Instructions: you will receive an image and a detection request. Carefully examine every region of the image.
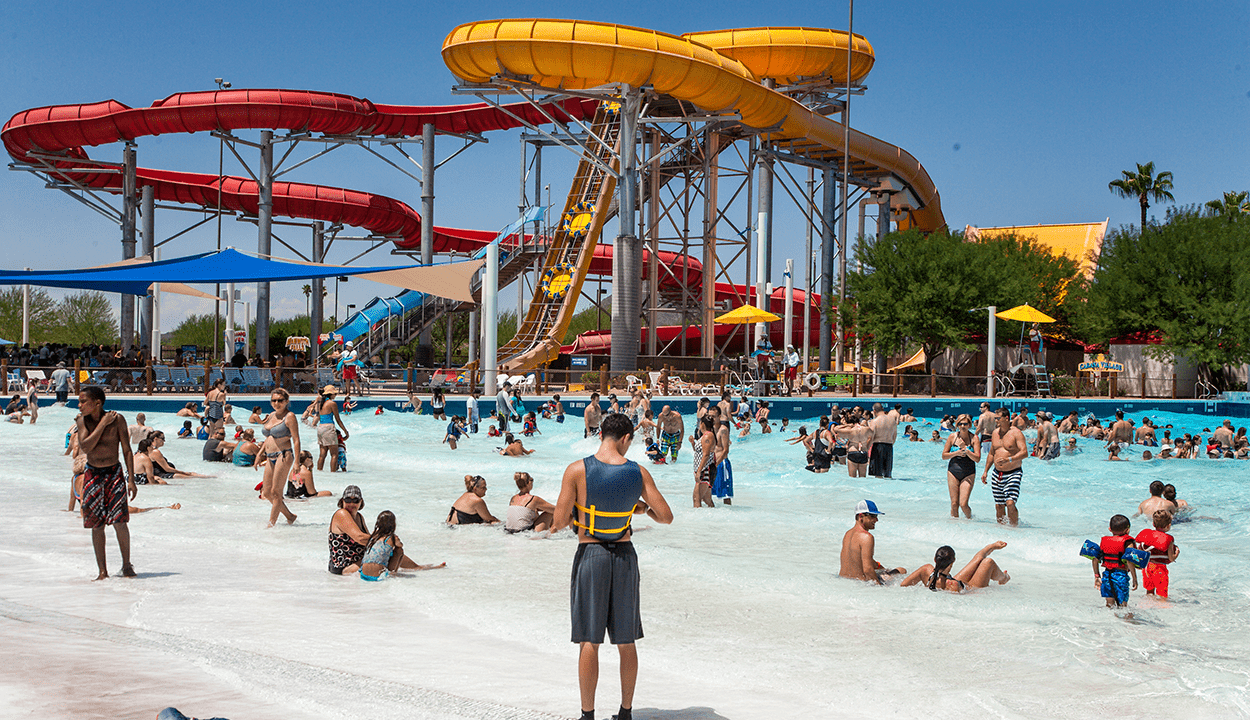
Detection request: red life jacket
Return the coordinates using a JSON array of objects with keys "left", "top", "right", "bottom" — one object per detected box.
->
[
  {"left": 1100, "top": 535, "right": 1133, "bottom": 570},
  {"left": 1135, "top": 528, "right": 1173, "bottom": 564}
]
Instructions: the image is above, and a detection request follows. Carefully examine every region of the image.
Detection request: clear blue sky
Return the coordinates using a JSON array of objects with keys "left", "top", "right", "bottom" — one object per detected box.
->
[{"left": 1, "top": 0, "right": 1246, "bottom": 331}]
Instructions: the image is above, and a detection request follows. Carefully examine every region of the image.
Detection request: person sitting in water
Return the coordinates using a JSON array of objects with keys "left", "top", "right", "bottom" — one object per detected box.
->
[
  {"left": 447, "top": 475, "right": 500, "bottom": 525},
  {"left": 286, "top": 450, "right": 332, "bottom": 499},
  {"left": 177, "top": 421, "right": 194, "bottom": 439},
  {"left": 176, "top": 402, "right": 201, "bottom": 418},
  {"left": 202, "top": 428, "right": 237, "bottom": 463},
  {"left": 147, "top": 432, "right": 213, "bottom": 478},
  {"left": 645, "top": 437, "right": 666, "bottom": 464},
  {"left": 839, "top": 500, "right": 906, "bottom": 584},
  {"left": 221, "top": 404, "right": 235, "bottom": 425},
  {"left": 328, "top": 485, "right": 369, "bottom": 575},
  {"left": 359, "top": 510, "right": 446, "bottom": 581},
  {"left": 930, "top": 430, "right": 942, "bottom": 442},
  {"left": 522, "top": 412, "right": 540, "bottom": 437},
  {"left": 487, "top": 424, "right": 501, "bottom": 437},
  {"left": 500, "top": 433, "right": 534, "bottom": 456},
  {"left": 341, "top": 394, "right": 358, "bottom": 414},
  {"left": 1108, "top": 444, "right": 1124, "bottom": 461},
  {"left": 132, "top": 438, "right": 169, "bottom": 485},
  {"left": 374, "top": 405, "right": 385, "bottom": 416},
  {"left": 249, "top": 406, "right": 268, "bottom": 424},
  {"left": 1065, "top": 437, "right": 1081, "bottom": 454},
  {"left": 232, "top": 429, "right": 261, "bottom": 467},
  {"left": 504, "top": 471, "right": 555, "bottom": 533},
  {"left": 901, "top": 541, "right": 1011, "bottom": 592},
  {"left": 443, "top": 415, "right": 467, "bottom": 450}
]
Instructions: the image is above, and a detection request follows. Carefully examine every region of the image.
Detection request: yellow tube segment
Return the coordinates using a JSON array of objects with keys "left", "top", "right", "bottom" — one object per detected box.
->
[
  {"left": 443, "top": 19, "right": 944, "bottom": 231},
  {"left": 681, "top": 27, "right": 875, "bottom": 85}
]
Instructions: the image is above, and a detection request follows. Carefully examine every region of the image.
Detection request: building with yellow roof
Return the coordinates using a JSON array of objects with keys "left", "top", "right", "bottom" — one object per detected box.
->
[{"left": 964, "top": 220, "right": 1109, "bottom": 279}]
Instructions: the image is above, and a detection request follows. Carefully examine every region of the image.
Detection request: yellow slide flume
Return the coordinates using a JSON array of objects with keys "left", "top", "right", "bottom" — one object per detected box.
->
[{"left": 443, "top": 19, "right": 945, "bottom": 232}]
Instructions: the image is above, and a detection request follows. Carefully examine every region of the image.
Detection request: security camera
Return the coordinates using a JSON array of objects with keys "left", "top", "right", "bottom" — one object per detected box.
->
[
  {"left": 214, "top": 78, "right": 222, "bottom": 84},
  {"left": 223, "top": 82, "right": 231, "bottom": 88}
]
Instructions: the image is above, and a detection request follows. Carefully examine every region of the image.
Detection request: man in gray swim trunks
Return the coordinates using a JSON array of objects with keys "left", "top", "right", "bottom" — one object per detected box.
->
[{"left": 555, "top": 413, "right": 673, "bottom": 720}]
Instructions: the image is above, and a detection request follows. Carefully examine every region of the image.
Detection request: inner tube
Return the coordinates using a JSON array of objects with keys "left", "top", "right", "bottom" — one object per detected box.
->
[
  {"left": 541, "top": 262, "right": 575, "bottom": 300},
  {"left": 803, "top": 373, "right": 821, "bottom": 391}
]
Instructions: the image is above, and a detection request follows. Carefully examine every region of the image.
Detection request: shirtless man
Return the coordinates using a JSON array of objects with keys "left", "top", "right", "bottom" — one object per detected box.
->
[
  {"left": 867, "top": 403, "right": 898, "bottom": 478},
  {"left": 1136, "top": 480, "right": 1174, "bottom": 518},
  {"left": 656, "top": 405, "right": 684, "bottom": 464},
  {"left": 75, "top": 386, "right": 138, "bottom": 580},
  {"left": 128, "top": 413, "right": 151, "bottom": 445},
  {"left": 1108, "top": 410, "right": 1134, "bottom": 447},
  {"left": 839, "top": 500, "right": 905, "bottom": 584},
  {"left": 717, "top": 392, "right": 733, "bottom": 428},
  {"left": 756, "top": 401, "right": 771, "bottom": 433},
  {"left": 1032, "top": 411, "right": 1059, "bottom": 460},
  {"left": 1057, "top": 411, "right": 1080, "bottom": 434},
  {"left": 841, "top": 417, "right": 873, "bottom": 478},
  {"left": 551, "top": 394, "right": 566, "bottom": 424},
  {"left": 713, "top": 405, "right": 734, "bottom": 506},
  {"left": 975, "top": 403, "right": 996, "bottom": 448},
  {"left": 981, "top": 408, "right": 1027, "bottom": 527},
  {"left": 1135, "top": 418, "right": 1158, "bottom": 446},
  {"left": 1013, "top": 408, "right": 1031, "bottom": 431},
  {"left": 583, "top": 392, "right": 603, "bottom": 439},
  {"left": 1211, "top": 420, "right": 1235, "bottom": 451}
]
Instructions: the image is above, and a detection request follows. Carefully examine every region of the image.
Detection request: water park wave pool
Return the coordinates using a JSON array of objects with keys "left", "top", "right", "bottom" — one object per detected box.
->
[{"left": 2, "top": 405, "right": 1248, "bottom": 719}]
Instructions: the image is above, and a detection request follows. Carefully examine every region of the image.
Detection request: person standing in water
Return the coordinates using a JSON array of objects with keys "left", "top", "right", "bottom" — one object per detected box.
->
[
  {"left": 75, "top": 386, "right": 138, "bottom": 580},
  {"left": 942, "top": 414, "right": 981, "bottom": 519},
  {"left": 554, "top": 413, "right": 673, "bottom": 720},
  {"left": 259, "top": 388, "right": 300, "bottom": 527},
  {"left": 981, "top": 408, "right": 1027, "bottom": 527},
  {"left": 867, "top": 402, "right": 898, "bottom": 478},
  {"left": 583, "top": 392, "right": 602, "bottom": 438}
]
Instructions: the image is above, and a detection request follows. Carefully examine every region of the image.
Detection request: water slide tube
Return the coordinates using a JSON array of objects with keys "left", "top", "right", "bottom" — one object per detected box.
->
[
  {"left": 442, "top": 20, "right": 945, "bottom": 233},
  {"left": 2, "top": 91, "right": 598, "bottom": 250}
]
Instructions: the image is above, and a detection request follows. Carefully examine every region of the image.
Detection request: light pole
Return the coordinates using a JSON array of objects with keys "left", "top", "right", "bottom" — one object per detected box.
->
[
  {"left": 213, "top": 77, "right": 231, "bottom": 362},
  {"left": 334, "top": 276, "right": 349, "bottom": 326}
]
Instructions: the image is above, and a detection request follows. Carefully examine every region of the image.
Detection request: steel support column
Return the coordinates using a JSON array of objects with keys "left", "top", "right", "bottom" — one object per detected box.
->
[
  {"left": 483, "top": 242, "right": 499, "bottom": 396},
  {"left": 311, "top": 221, "right": 325, "bottom": 360},
  {"left": 255, "top": 130, "right": 274, "bottom": 361},
  {"left": 755, "top": 136, "right": 773, "bottom": 349},
  {"left": 419, "top": 123, "right": 435, "bottom": 349},
  {"left": 647, "top": 130, "right": 660, "bottom": 357},
  {"left": 802, "top": 167, "right": 814, "bottom": 370},
  {"left": 139, "top": 185, "right": 155, "bottom": 355},
  {"left": 120, "top": 144, "right": 137, "bottom": 349},
  {"left": 818, "top": 167, "right": 835, "bottom": 370},
  {"left": 610, "top": 89, "right": 641, "bottom": 374}
]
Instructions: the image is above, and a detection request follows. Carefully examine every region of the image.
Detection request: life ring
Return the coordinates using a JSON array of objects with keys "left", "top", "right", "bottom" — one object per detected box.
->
[
  {"left": 541, "top": 263, "right": 575, "bottom": 300},
  {"left": 803, "top": 373, "right": 821, "bottom": 391},
  {"left": 560, "top": 201, "right": 596, "bottom": 239}
]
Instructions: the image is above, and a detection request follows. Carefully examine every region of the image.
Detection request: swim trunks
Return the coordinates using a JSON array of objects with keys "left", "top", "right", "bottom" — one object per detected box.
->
[
  {"left": 1100, "top": 567, "right": 1131, "bottom": 605},
  {"left": 990, "top": 466, "right": 1023, "bottom": 505},
  {"left": 868, "top": 442, "right": 894, "bottom": 478},
  {"left": 659, "top": 430, "right": 681, "bottom": 462},
  {"left": 81, "top": 463, "right": 129, "bottom": 529},
  {"left": 847, "top": 450, "right": 868, "bottom": 464},
  {"left": 342, "top": 365, "right": 358, "bottom": 380},
  {"left": 317, "top": 423, "right": 339, "bottom": 447},
  {"left": 1143, "top": 562, "right": 1169, "bottom": 598},
  {"left": 712, "top": 458, "right": 733, "bottom": 499},
  {"left": 1042, "top": 442, "right": 1060, "bottom": 460},
  {"left": 570, "top": 541, "right": 643, "bottom": 645}
]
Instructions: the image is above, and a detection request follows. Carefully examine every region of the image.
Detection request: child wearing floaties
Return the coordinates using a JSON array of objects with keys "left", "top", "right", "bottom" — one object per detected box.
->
[
  {"left": 178, "top": 420, "right": 194, "bottom": 438},
  {"left": 1135, "top": 510, "right": 1179, "bottom": 598},
  {"left": 1086, "top": 514, "right": 1144, "bottom": 608},
  {"left": 487, "top": 424, "right": 501, "bottom": 438},
  {"left": 336, "top": 431, "right": 348, "bottom": 471},
  {"left": 522, "top": 412, "right": 540, "bottom": 437}
]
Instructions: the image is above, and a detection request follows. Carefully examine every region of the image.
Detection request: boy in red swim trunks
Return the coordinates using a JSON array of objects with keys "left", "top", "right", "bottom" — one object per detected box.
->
[{"left": 1135, "top": 509, "right": 1179, "bottom": 598}]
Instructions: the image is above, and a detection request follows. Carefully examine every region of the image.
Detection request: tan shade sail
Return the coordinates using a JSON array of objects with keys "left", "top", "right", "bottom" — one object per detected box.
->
[{"left": 887, "top": 348, "right": 926, "bottom": 373}]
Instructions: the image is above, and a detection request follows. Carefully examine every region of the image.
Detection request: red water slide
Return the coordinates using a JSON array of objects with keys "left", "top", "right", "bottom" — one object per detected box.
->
[{"left": 2, "top": 90, "right": 597, "bottom": 250}]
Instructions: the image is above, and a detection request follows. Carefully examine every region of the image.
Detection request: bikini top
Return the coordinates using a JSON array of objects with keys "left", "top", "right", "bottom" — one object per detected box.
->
[
  {"left": 263, "top": 420, "right": 292, "bottom": 438},
  {"left": 930, "top": 572, "right": 967, "bottom": 592}
]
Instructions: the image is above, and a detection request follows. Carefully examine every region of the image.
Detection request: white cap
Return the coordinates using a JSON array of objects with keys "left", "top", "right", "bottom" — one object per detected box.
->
[
  {"left": 345, "top": 341, "right": 354, "bottom": 348},
  {"left": 855, "top": 499, "right": 884, "bottom": 516}
]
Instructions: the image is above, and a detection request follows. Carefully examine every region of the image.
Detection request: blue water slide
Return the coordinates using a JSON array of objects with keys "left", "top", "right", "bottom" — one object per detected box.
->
[{"left": 327, "top": 206, "right": 548, "bottom": 344}]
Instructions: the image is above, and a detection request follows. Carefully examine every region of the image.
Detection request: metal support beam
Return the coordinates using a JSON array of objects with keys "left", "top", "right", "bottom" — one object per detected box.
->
[
  {"left": 119, "top": 144, "right": 137, "bottom": 350},
  {"left": 755, "top": 135, "right": 773, "bottom": 349},
  {"left": 139, "top": 185, "right": 155, "bottom": 355},
  {"left": 255, "top": 130, "right": 273, "bottom": 362},
  {"left": 483, "top": 242, "right": 499, "bottom": 397},
  {"left": 818, "top": 167, "right": 836, "bottom": 370},
  {"left": 802, "top": 167, "right": 815, "bottom": 371},
  {"left": 311, "top": 222, "right": 325, "bottom": 357},
  {"left": 610, "top": 88, "right": 641, "bottom": 374},
  {"left": 419, "top": 123, "right": 435, "bottom": 349},
  {"left": 647, "top": 129, "right": 660, "bottom": 357},
  {"left": 701, "top": 129, "right": 720, "bottom": 359}
]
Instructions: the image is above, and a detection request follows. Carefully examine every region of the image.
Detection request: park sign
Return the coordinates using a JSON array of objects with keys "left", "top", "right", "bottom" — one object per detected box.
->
[{"left": 1079, "top": 354, "right": 1124, "bottom": 373}]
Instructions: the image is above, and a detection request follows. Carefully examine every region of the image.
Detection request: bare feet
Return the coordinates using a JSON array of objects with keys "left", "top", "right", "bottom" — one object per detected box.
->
[
  {"left": 121, "top": 564, "right": 137, "bottom": 578},
  {"left": 93, "top": 571, "right": 108, "bottom": 581},
  {"left": 286, "top": 514, "right": 297, "bottom": 525},
  {"left": 724, "top": 498, "right": 732, "bottom": 505},
  {"left": 990, "top": 540, "right": 1008, "bottom": 550},
  {"left": 999, "top": 572, "right": 1011, "bottom": 585},
  {"left": 169, "top": 503, "right": 182, "bottom": 510}
]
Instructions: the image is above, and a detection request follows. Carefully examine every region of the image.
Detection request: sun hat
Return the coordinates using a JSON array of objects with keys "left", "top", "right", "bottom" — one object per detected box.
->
[
  {"left": 855, "top": 499, "right": 884, "bottom": 516},
  {"left": 322, "top": 384, "right": 339, "bottom": 394}
]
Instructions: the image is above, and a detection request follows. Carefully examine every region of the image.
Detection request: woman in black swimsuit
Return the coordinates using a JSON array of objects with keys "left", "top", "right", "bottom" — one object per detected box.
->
[
  {"left": 901, "top": 541, "right": 1011, "bottom": 592},
  {"left": 447, "top": 475, "right": 499, "bottom": 525},
  {"left": 942, "top": 413, "right": 982, "bottom": 519}
]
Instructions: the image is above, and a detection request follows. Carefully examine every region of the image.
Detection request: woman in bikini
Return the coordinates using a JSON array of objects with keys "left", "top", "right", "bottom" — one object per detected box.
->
[
  {"left": 258, "top": 387, "right": 299, "bottom": 527},
  {"left": 942, "top": 413, "right": 982, "bottom": 519},
  {"left": 147, "top": 432, "right": 213, "bottom": 479},
  {"left": 504, "top": 471, "right": 555, "bottom": 533},
  {"left": 901, "top": 541, "right": 1011, "bottom": 592},
  {"left": 447, "top": 475, "right": 499, "bottom": 525}
]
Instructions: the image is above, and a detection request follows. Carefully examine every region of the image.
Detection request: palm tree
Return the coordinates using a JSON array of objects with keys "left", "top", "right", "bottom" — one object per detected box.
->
[
  {"left": 1108, "top": 161, "right": 1175, "bottom": 229},
  {"left": 302, "top": 284, "right": 312, "bottom": 315},
  {"left": 1205, "top": 190, "right": 1249, "bottom": 218}
]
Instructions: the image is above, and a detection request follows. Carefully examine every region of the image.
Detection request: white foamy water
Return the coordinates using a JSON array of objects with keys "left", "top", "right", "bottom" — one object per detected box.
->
[{"left": 2, "top": 405, "right": 1248, "bottom": 719}]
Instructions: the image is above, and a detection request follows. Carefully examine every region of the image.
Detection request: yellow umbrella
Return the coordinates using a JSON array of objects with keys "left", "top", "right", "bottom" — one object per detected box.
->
[
  {"left": 995, "top": 304, "right": 1056, "bottom": 323},
  {"left": 714, "top": 305, "right": 781, "bottom": 324}
]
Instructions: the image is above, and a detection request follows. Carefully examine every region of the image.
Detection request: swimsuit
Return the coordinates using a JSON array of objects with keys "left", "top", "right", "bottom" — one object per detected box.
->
[
  {"left": 990, "top": 466, "right": 1022, "bottom": 505},
  {"left": 447, "top": 507, "right": 485, "bottom": 525},
  {"left": 285, "top": 480, "right": 312, "bottom": 499},
  {"left": 846, "top": 448, "right": 869, "bottom": 464},
  {"left": 265, "top": 449, "right": 293, "bottom": 466},
  {"left": 133, "top": 472, "right": 150, "bottom": 485},
  {"left": 868, "top": 442, "right": 894, "bottom": 478},
  {"left": 81, "top": 463, "right": 128, "bottom": 529},
  {"left": 659, "top": 430, "right": 681, "bottom": 462},
  {"left": 232, "top": 447, "right": 257, "bottom": 466},
  {"left": 206, "top": 400, "right": 224, "bottom": 421},
  {"left": 948, "top": 455, "right": 977, "bottom": 481},
  {"left": 505, "top": 495, "right": 540, "bottom": 533},
  {"left": 929, "top": 571, "right": 967, "bottom": 592},
  {"left": 328, "top": 523, "right": 366, "bottom": 574}
]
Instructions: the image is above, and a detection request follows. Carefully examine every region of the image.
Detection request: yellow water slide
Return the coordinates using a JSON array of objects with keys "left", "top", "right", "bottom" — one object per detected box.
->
[{"left": 443, "top": 19, "right": 946, "bottom": 232}]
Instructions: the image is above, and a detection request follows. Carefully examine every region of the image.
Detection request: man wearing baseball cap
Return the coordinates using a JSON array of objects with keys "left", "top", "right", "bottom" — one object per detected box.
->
[{"left": 839, "top": 500, "right": 906, "bottom": 584}]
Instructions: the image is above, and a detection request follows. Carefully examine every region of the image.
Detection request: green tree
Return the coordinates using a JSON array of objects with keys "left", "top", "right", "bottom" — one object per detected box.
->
[
  {"left": 1205, "top": 190, "right": 1249, "bottom": 219},
  {"left": 0, "top": 286, "right": 58, "bottom": 343},
  {"left": 845, "top": 229, "right": 1079, "bottom": 373},
  {"left": 1072, "top": 207, "right": 1250, "bottom": 386},
  {"left": 52, "top": 291, "right": 118, "bottom": 345},
  {"left": 562, "top": 304, "right": 610, "bottom": 343},
  {"left": 1108, "top": 161, "right": 1175, "bottom": 229}
]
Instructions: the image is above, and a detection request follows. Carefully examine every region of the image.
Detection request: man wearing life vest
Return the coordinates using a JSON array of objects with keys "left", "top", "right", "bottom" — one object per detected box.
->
[
  {"left": 1093, "top": 514, "right": 1138, "bottom": 608},
  {"left": 1135, "top": 510, "right": 1180, "bottom": 598},
  {"left": 554, "top": 413, "right": 673, "bottom": 720}
]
